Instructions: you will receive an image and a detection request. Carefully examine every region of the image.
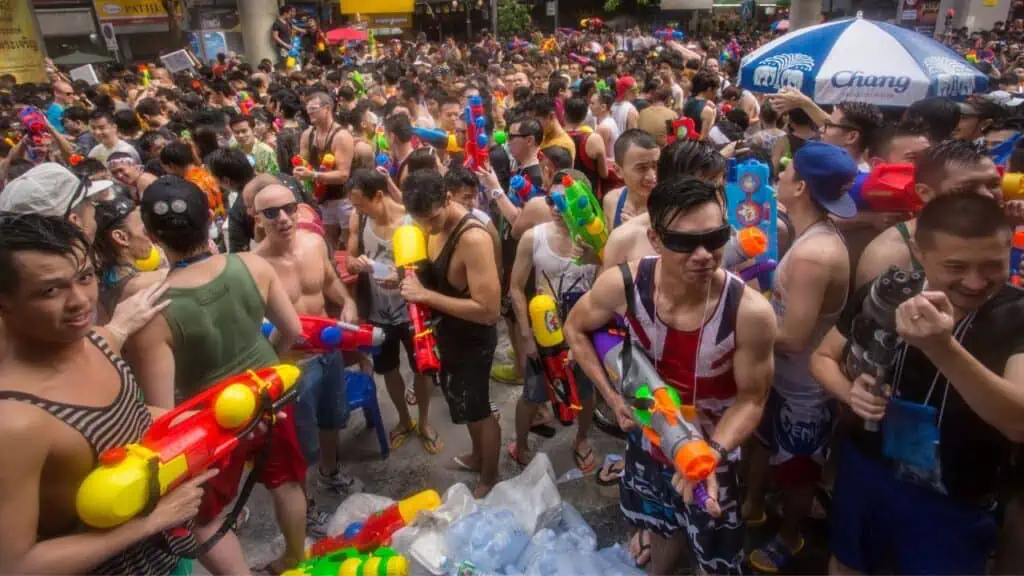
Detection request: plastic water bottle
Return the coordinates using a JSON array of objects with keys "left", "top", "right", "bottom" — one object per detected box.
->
[
  {"left": 554, "top": 503, "right": 597, "bottom": 552},
  {"left": 445, "top": 509, "right": 529, "bottom": 574}
]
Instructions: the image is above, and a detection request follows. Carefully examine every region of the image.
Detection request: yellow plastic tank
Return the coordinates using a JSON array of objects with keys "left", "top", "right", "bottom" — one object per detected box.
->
[
  {"left": 393, "top": 225, "right": 428, "bottom": 268},
  {"left": 528, "top": 294, "right": 564, "bottom": 348}
]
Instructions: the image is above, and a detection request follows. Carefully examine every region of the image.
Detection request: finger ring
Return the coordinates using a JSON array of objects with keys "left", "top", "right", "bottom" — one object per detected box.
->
[{"left": 911, "top": 314, "right": 922, "bottom": 320}]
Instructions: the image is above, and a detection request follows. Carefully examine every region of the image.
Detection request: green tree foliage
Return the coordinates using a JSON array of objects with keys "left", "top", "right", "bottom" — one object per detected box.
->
[
  {"left": 603, "top": 0, "right": 649, "bottom": 12},
  {"left": 497, "top": 0, "right": 533, "bottom": 36}
]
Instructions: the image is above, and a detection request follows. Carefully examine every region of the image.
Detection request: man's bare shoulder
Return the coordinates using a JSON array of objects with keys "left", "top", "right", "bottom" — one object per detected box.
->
[{"left": 736, "top": 283, "right": 777, "bottom": 343}]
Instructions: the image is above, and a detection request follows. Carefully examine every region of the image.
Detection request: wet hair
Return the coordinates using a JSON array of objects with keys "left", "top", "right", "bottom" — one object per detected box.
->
[
  {"left": 385, "top": 112, "right": 413, "bottom": 144},
  {"left": 529, "top": 94, "right": 557, "bottom": 118},
  {"left": 0, "top": 213, "right": 93, "bottom": 296},
  {"left": 540, "top": 145, "right": 573, "bottom": 172},
  {"left": 89, "top": 108, "right": 115, "bottom": 124},
  {"left": 564, "top": 97, "right": 588, "bottom": 125},
  {"left": 511, "top": 118, "right": 542, "bottom": 146},
  {"left": 915, "top": 192, "right": 1011, "bottom": 250},
  {"left": 399, "top": 147, "right": 439, "bottom": 178},
  {"left": 837, "top": 102, "right": 885, "bottom": 155},
  {"left": 614, "top": 128, "right": 658, "bottom": 165},
  {"left": 788, "top": 107, "right": 814, "bottom": 128},
  {"left": 135, "top": 97, "right": 162, "bottom": 118},
  {"left": 905, "top": 97, "right": 961, "bottom": 142},
  {"left": 402, "top": 169, "right": 446, "bottom": 216},
  {"left": 275, "top": 127, "right": 301, "bottom": 176},
  {"left": 159, "top": 140, "right": 196, "bottom": 168},
  {"left": 206, "top": 147, "right": 255, "bottom": 189},
  {"left": 92, "top": 194, "right": 135, "bottom": 272},
  {"left": 871, "top": 118, "right": 931, "bottom": 159},
  {"left": 690, "top": 71, "right": 720, "bottom": 96},
  {"left": 346, "top": 168, "right": 388, "bottom": 199},
  {"left": 657, "top": 140, "right": 726, "bottom": 182},
  {"left": 444, "top": 166, "right": 480, "bottom": 192},
  {"left": 914, "top": 139, "right": 987, "bottom": 189},
  {"left": 136, "top": 131, "right": 166, "bottom": 160},
  {"left": 648, "top": 175, "right": 724, "bottom": 233}
]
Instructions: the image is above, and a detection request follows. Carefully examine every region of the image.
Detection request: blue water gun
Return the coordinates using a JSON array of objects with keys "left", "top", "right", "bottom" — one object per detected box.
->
[
  {"left": 411, "top": 126, "right": 456, "bottom": 151},
  {"left": 463, "top": 96, "right": 489, "bottom": 170},
  {"left": 724, "top": 158, "right": 778, "bottom": 291},
  {"left": 654, "top": 29, "right": 685, "bottom": 41},
  {"left": 509, "top": 174, "right": 544, "bottom": 206},
  {"left": 375, "top": 152, "right": 393, "bottom": 175},
  {"left": 286, "top": 36, "right": 302, "bottom": 68}
]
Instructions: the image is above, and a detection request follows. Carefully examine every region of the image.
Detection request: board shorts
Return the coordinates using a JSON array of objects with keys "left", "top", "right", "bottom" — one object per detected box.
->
[
  {"left": 371, "top": 322, "right": 419, "bottom": 375},
  {"left": 437, "top": 330, "right": 497, "bottom": 425},
  {"left": 293, "top": 351, "right": 350, "bottom": 464},
  {"left": 754, "top": 388, "right": 838, "bottom": 487},
  {"left": 619, "top": 436, "right": 745, "bottom": 574}
]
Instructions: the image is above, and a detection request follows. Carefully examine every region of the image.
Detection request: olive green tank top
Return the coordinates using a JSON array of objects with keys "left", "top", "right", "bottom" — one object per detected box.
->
[{"left": 162, "top": 254, "right": 279, "bottom": 400}]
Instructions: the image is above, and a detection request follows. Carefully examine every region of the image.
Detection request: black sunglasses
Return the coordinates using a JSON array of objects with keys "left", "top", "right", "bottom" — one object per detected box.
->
[
  {"left": 657, "top": 223, "right": 732, "bottom": 254},
  {"left": 260, "top": 202, "right": 298, "bottom": 220}
]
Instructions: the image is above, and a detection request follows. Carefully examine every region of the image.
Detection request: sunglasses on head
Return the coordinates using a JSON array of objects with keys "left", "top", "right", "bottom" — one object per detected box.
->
[
  {"left": 657, "top": 223, "right": 731, "bottom": 254},
  {"left": 63, "top": 176, "right": 91, "bottom": 221},
  {"left": 97, "top": 196, "right": 135, "bottom": 235},
  {"left": 260, "top": 202, "right": 298, "bottom": 220}
]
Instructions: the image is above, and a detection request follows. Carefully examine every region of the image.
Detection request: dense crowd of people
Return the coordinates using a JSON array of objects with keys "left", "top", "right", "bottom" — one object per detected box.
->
[{"left": 0, "top": 4, "right": 1023, "bottom": 575}]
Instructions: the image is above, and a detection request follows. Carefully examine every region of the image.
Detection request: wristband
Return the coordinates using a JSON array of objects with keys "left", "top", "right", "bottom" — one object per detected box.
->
[
  {"left": 708, "top": 439, "right": 728, "bottom": 461},
  {"left": 488, "top": 188, "right": 503, "bottom": 201}
]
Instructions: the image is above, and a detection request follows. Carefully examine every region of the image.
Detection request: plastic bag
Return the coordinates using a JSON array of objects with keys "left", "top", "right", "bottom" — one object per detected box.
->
[
  {"left": 392, "top": 483, "right": 478, "bottom": 575},
  {"left": 481, "top": 452, "right": 561, "bottom": 535},
  {"left": 325, "top": 492, "right": 394, "bottom": 538}
]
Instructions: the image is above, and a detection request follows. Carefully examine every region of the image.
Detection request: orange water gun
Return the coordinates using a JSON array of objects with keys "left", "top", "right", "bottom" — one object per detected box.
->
[
  {"left": 75, "top": 365, "right": 301, "bottom": 529},
  {"left": 314, "top": 153, "right": 335, "bottom": 201},
  {"left": 309, "top": 490, "right": 441, "bottom": 558}
]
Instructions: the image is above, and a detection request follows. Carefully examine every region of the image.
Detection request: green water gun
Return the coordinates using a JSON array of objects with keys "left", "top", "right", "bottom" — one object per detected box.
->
[
  {"left": 282, "top": 546, "right": 407, "bottom": 576},
  {"left": 493, "top": 130, "right": 507, "bottom": 146},
  {"left": 549, "top": 174, "right": 608, "bottom": 262},
  {"left": 351, "top": 71, "right": 366, "bottom": 98},
  {"left": 596, "top": 79, "right": 609, "bottom": 93}
]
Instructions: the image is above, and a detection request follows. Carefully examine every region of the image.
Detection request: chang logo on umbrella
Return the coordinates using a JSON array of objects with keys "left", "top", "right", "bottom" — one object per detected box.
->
[
  {"left": 752, "top": 54, "right": 815, "bottom": 91},
  {"left": 830, "top": 71, "right": 912, "bottom": 94}
]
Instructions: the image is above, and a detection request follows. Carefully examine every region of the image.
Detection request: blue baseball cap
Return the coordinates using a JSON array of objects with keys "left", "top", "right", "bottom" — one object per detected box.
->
[{"left": 792, "top": 141, "right": 859, "bottom": 219}]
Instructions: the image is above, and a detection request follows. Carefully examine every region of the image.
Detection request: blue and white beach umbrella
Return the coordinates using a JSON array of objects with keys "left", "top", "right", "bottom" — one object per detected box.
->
[{"left": 739, "top": 16, "right": 988, "bottom": 106}]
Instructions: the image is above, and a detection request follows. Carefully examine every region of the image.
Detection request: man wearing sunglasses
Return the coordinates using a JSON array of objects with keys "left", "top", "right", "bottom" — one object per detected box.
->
[
  {"left": 821, "top": 102, "right": 884, "bottom": 173},
  {"left": 565, "top": 176, "right": 776, "bottom": 575},
  {"left": 46, "top": 81, "right": 75, "bottom": 134},
  {"left": 296, "top": 92, "right": 355, "bottom": 251},
  {"left": 744, "top": 141, "right": 858, "bottom": 573}
]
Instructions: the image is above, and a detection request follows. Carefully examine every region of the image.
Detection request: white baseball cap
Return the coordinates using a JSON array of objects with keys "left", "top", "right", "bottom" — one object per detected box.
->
[{"left": 0, "top": 163, "right": 113, "bottom": 216}]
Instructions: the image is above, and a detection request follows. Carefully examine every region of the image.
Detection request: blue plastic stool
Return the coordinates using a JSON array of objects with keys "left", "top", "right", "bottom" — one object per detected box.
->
[{"left": 344, "top": 370, "right": 389, "bottom": 458}]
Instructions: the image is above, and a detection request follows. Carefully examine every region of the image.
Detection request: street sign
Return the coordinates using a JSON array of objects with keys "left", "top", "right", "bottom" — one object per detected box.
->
[
  {"left": 101, "top": 22, "right": 118, "bottom": 52},
  {"left": 546, "top": 1, "right": 556, "bottom": 15}
]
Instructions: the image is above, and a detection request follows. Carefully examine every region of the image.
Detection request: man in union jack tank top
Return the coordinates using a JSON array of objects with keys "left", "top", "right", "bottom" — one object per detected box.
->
[{"left": 566, "top": 176, "right": 776, "bottom": 574}]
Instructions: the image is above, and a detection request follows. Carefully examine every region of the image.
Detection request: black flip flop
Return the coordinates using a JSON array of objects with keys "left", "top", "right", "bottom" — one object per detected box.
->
[
  {"left": 529, "top": 423, "right": 556, "bottom": 438},
  {"left": 595, "top": 459, "right": 625, "bottom": 486}
]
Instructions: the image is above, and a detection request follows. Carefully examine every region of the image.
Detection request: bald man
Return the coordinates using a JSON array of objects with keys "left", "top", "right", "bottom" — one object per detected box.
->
[
  {"left": 252, "top": 184, "right": 362, "bottom": 499},
  {"left": 47, "top": 81, "right": 75, "bottom": 133}
]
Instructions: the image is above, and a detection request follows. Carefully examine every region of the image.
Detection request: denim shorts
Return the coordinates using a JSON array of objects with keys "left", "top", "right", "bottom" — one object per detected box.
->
[{"left": 294, "top": 351, "right": 350, "bottom": 464}]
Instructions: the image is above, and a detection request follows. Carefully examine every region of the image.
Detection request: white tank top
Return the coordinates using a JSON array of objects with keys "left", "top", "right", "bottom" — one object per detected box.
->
[
  {"left": 771, "top": 221, "right": 847, "bottom": 409},
  {"left": 531, "top": 223, "right": 597, "bottom": 305},
  {"left": 361, "top": 216, "right": 411, "bottom": 325},
  {"left": 611, "top": 101, "right": 635, "bottom": 135},
  {"left": 598, "top": 116, "right": 621, "bottom": 159}
]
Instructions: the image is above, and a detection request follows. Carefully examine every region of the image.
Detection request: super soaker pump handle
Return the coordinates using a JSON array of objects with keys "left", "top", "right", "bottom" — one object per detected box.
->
[{"left": 76, "top": 365, "right": 301, "bottom": 529}]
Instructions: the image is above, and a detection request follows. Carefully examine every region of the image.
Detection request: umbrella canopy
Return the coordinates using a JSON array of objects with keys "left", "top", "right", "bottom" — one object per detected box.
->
[
  {"left": 771, "top": 19, "right": 790, "bottom": 32},
  {"left": 740, "top": 16, "right": 987, "bottom": 106},
  {"left": 326, "top": 27, "right": 368, "bottom": 44},
  {"left": 52, "top": 51, "right": 114, "bottom": 66}
]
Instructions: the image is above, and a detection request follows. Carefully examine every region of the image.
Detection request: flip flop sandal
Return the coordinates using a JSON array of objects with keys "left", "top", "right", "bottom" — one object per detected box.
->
[
  {"left": 630, "top": 529, "right": 651, "bottom": 568},
  {"left": 595, "top": 459, "right": 625, "bottom": 486},
  {"left": 405, "top": 389, "right": 418, "bottom": 405},
  {"left": 529, "top": 423, "right": 556, "bottom": 438},
  {"left": 573, "top": 446, "right": 597, "bottom": 474},
  {"left": 419, "top": 428, "right": 444, "bottom": 455},
  {"left": 388, "top": 421, "right": 417, "bottom": 449},
  {"left": 749, "top": 534, "right": 805, "bottom": 574},
  {"left": 506, "top": 440, "right": 531, "bottom": 468},
  {"left": 452, "top": 454, "right": 481, "bottom": 472}
]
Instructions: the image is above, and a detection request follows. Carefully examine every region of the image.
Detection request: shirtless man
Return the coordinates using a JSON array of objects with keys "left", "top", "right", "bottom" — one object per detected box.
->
[
  {"left": 108, "top": 152, "right": 158, "bottom": 202},
  {"left": 602, "top": 130, "right": 660, "bottom": 231},
  {"left": 565, "top": 176, "right": 776, "bottom": 575},
  {"left": 125, "top": 176, "right": 304, "bottom": 574},
  {"left": 253, "top": 184, "right": 361, "bottom": 497},
  {"left": 856, "top": 140, "right": 1002, "bottom": 289},
  {"left": 399, "top": 170, "right": 502, "bottom": 497},
  {"left": 0, "top": 214, "right": 212, "bottom": 575},
  {"left": 295, "top": 92, "right": 355, "bottom": 250}
]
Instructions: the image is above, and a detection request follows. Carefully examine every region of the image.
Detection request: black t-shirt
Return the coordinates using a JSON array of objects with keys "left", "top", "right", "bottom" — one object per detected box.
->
[
  {"left": 498, "top": 162, "right": 544, "bottom": 292},
  {"left": 271, "top": 20, "right": 292, "bottom": 48},
  {"left": 838, "top": 280, "right": 1024, "bottom": 504}
]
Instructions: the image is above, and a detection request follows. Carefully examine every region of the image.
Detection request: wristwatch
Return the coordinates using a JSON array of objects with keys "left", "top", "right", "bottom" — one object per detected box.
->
[
  {"left": 488, "top": 188, "right": 504, "bottom": 201},
  {"left": 708, "top": 439, "right": 728, "bottom": 462}
]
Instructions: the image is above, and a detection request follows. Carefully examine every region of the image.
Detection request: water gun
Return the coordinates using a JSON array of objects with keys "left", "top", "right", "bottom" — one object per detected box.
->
[
  {"left": 375, "top": 126, "right": 389, "bottom": 153},
  {"left": 351, "top": 71, "right": 366, "bottom": 98},
  {"left": 590, "top": 330, "right": 714, "bottom": 507},
  {"left": 19, "top": 106, "right": 47, "bottom": 139},
  {"left": 261, "top": 316, "right": 385, "bottom": 354},
  {"left": 493, "top": 130, "right": 507, "bottom": 146},
  {"left": 569, "top": 53, "right": 592, "bottom": 66},
  {"left": 529, "top": 294, "right": 581, "bottom": 424},
  {"left": 849, "top": 163, "right": 922, "bottom": 213},
  {"left": 596, "top": 79, "right": 609, "bottom": 93},
  {"left": 291, "top": 155, "right": 314, "bottom": 195},
  {"left": 463, "top": 95, "right": 489, "bottom": 170},
  {"left": 315, "top": 153, "right": 336, "bottom": 201},
  {"left": 283, "top": 547, "right": 408, "bottom": 576},
  {"left": 411, "top": 126, "right": 457, "bottom": 153},
  {"left": 665, "top": 117, "right": 698, "bottom": 144},
  {"left": 1012, "top": 229, "right": 1024, "bottom": 287},
  {"left": 75, "top": 365, "right": 301, "bottom": 529},
  {"left": 580, "top": 17, "right": 604, "bottom": 30},
  {"left": 1003, "top": 172, "right": 1024, "bottom": 202},
  {"left": 375, "top": 152, "right": 393, "bottom": 173},
  {"left": 655, "top": 29, "right": 685, "bottom": 41},
  {"left": 238, "top": 91, "right": 256, "bottom": 116},
  {"left": 393, "top": 224, "right": 441, "bottom": 375},
  {"left": 286, "top": 36, "right": 302, "bottom": 69},
  {"left": 134, "top": 245, "right": 162, "bottom": 272},
  {"left": 541, "top": 37, "right": 558, "bottom": 53},
  {"left": 309, "top": 490, "right": 441, "bottom": 557},
  {"left": 509, "top": 174, "right": 544, "bottom": 206},
  {"left": 724, "top": 158, "right": 778, "bottom": 291},
  {"left": 138, "top": 64, "right": 151, "bottom": 87},
  {"left": 508, "top": 39, "right": 533, "bottom": 51},
  {"left": 550, "top": 174, "right": 608, "bottom": 262}
]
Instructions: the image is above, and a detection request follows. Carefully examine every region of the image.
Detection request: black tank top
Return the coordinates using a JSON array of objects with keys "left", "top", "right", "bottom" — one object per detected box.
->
[
  {"left": 683, "top": 97, "right": 706, "bottom": 134},
  {"left": 0, "top": 332, "right": 197, "bottom": 573},
  {"left": 308, "top": 123, "right": 346, "bottom": 202},
  {"left": 428, "top": 213, "right": 497, "bottom": 350}
]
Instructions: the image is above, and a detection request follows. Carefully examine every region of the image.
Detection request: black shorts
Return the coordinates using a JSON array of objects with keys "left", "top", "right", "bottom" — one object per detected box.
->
[
  {"left": 437, "top": 330, "right": 497, "bottom": 425},
  {"left": 371, "top": 323, "right": 419, "bottom": 375}
]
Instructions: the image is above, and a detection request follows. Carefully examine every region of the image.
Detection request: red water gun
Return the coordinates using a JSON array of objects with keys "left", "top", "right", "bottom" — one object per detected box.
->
[
  {"left": 463, "top": 95, "right": 489, "bottom": 170},
  {"left": 262, "top": 316, "right": 385, "bottom": 354},
  {"left": 665, "top": 117, "right": 699, "bottom": 144},
  {"left": 851, "top": 163, "right": 922, "bottom": 213},
  {"left": 238, "top": 91, "right": 256, "bottom": 116},
  {"left": 314, "top": 153, "right": 335, "bottom": 201},
  {"left": 528, "top": 294, "right": 580, "bottom": 424},
  {"left": 75, "top": 365, "right": 301, "bottom": 529},
  {"left": 309, "top": 490, "right": 441, "bottom": 558},
  {"left": 569, "top": 52, "right": 592, "bottom": 66},
  {"left": 393, "top": 224, "right": 441, "bottom": 375},
  {"left": 1012, "top": 230, "right": 1024, "bottom": 287}
]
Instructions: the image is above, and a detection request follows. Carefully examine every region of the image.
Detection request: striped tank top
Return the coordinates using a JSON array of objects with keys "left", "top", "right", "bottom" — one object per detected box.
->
[{"left": 0, "top": 331, "right": 196, "bottom": 575}]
